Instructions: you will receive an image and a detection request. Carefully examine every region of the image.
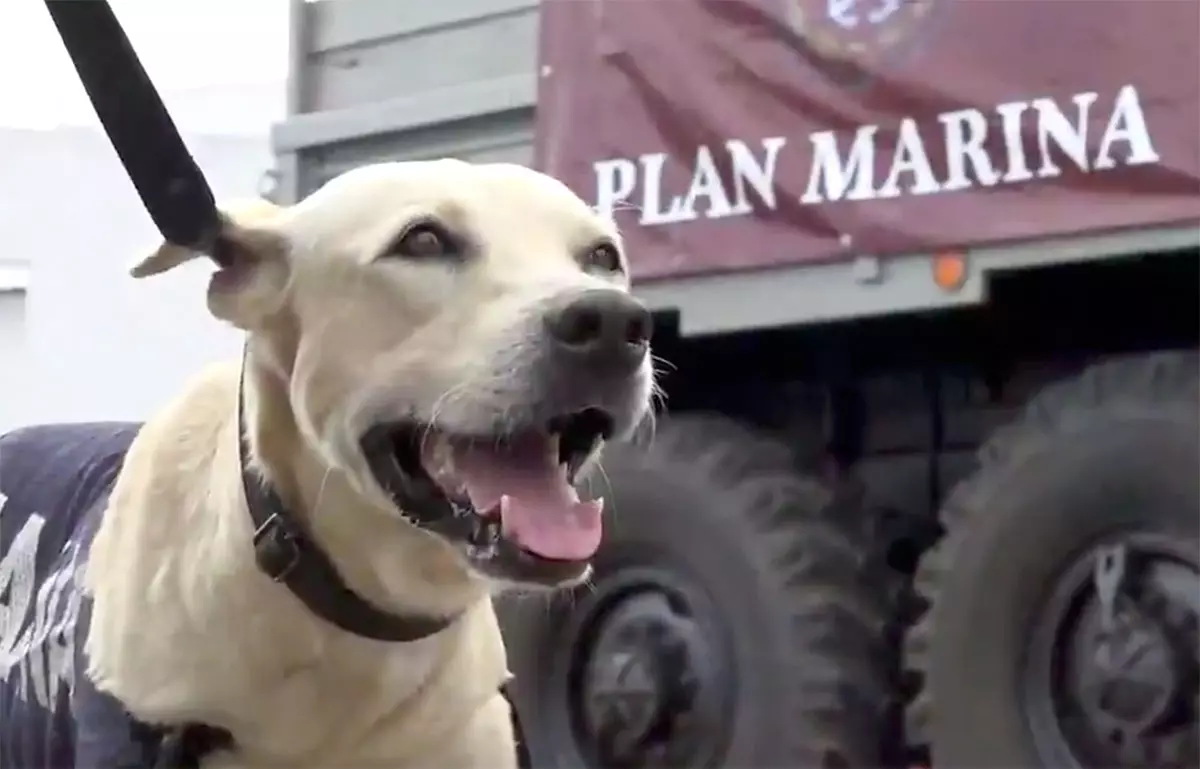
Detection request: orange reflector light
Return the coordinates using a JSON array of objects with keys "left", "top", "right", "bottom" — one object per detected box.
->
[{"left": 932, "top": 250, "right": 967, "bottom": 291}]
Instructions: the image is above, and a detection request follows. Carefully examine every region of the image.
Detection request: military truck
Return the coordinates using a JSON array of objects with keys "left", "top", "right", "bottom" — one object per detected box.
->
[{"left": 269, "top": 1, "right": 1199, "bottom": 766}]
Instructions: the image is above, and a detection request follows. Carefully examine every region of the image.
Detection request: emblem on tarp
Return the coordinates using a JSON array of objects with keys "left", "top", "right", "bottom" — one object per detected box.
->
[{"left": 783, "top": 0, "right": 942, "bottom": 89}]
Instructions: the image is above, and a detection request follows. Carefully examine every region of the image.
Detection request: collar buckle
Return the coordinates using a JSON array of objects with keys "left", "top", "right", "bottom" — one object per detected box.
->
[
  {"left": 252, "top": 513, "right": 302, "bottom": 582},
  {"left": 235, "top": 347, "right": 459, "bottom": 642}
]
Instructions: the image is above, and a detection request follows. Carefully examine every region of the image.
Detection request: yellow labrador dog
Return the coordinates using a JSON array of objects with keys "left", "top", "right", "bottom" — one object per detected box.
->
[{"left": 0, "top": 160, "right": 653, "bottom": 768}]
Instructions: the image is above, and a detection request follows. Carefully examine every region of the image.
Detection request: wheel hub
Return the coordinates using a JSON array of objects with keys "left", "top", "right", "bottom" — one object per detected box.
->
[
  {"left": 572, "top": 580, "right": 725, "bottom": 767},
  {"left": 1027, "top": 536, "right": 1200, "bottom": 768},
  {"left": 1081, "top": 605, "right": 1188, "bottom": 733}
]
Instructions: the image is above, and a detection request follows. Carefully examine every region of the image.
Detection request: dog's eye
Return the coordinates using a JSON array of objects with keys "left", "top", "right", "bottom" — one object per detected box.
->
[
  {"left": 581, "top": 242, "right": 623, "bottom": 274},
  {"left": 386, "top": 223, "right": 456, "bottom": 260}
]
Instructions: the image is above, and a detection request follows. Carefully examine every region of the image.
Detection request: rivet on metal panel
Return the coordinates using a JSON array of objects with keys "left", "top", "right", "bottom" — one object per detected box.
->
[{"left": 852, "top": 255, "right": 883, "bottom": 284}]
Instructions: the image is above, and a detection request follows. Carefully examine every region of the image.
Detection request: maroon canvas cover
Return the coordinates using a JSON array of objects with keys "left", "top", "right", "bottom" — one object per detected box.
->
[{"left": 535, "top": 0, "right": 1200, "bottom": 282}]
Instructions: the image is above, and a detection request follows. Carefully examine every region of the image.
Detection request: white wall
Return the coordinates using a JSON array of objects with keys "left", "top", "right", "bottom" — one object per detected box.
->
[
  {"left": 0, "top": 126, "right": 274, "bottom": 431},
  {"left": 0, "top": 1, "right": 289, "bottom": 131},
  {"left": 0, "top": 1, "right": 289, "bottom": 433},
  {"left": 0, "top": 290, "right": 32, "bottom": 433}
]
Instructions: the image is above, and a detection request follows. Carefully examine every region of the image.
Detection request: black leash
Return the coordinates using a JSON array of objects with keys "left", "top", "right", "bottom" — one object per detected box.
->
[{"left": 43, "top": 0, "right": 220, "bottom": 254}]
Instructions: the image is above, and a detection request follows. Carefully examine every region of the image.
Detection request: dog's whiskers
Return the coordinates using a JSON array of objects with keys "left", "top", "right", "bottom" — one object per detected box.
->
[
  {"left": 423, "top": 380, "right": 474, "bottom": 453},
  {"left": 311, "top": 465, "right": 337, "bottom": 521}
]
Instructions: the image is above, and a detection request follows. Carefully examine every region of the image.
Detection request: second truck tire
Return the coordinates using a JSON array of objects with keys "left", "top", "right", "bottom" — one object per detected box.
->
[
  {"left": 905, "top": 352, "right": 1200, "bottom": 768},
  {"left": 498, "top": 413, "right": 902, "bottom": 768}
]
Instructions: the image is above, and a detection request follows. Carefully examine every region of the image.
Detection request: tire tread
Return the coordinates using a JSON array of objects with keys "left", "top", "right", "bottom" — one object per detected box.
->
[
  {"left": 615, "top": 415, "right": 900, "bottom": 766},
  {"left": 904, "top": 350, "right": 1200, "bottom": 745}
]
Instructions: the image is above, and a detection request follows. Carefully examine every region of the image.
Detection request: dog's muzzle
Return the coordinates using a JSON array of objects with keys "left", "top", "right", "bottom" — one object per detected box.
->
[{"left": 360, "top": 408, "right": 614, "bottom": 587}]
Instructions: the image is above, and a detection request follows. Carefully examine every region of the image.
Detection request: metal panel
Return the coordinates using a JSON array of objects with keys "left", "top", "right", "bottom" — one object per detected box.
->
[
  {"left": 274, "top": 0, "right": 540, "bottom": 204},
  {"left": 294, "top": 109, "right": 534, "bottom": 196},
  {"left": 301, "top": 0, "right": 538, "bottom": 113},
  {"left": 636, "top": 225, "right": 1199, "bottom": 336}
]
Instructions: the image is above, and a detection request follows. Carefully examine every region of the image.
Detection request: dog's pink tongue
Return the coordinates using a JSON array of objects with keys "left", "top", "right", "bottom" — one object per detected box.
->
[{"left": 454, "top": 436, "right": 603, "bottom": 561}]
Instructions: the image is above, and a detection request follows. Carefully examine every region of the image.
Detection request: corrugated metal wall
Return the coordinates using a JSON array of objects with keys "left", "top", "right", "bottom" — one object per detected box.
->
[{"left": 272, "top": 0, "right": 539, "bottom": 202}]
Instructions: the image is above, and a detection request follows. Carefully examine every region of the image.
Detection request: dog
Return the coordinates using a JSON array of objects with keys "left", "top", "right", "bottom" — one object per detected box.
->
[{"left": 0, "top": 159, "right": 654, "bottom": 767}]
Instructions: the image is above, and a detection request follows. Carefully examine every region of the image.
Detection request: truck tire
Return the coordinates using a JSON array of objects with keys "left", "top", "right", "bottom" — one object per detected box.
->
[
  {"left": 497, "top": 414, "right": 901, "bottom": 768},
  {"left": 905, "top": 352, "right": 1200, "bottom": 768}
]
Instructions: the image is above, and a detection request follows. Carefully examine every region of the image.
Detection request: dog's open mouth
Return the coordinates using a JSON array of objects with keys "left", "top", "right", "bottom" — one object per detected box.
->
[{"left": 362, "top": 408, "right": 614, "bottom": 571}]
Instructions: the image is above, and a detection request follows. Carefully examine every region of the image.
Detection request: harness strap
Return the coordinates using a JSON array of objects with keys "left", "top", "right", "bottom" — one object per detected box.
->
[
  {"left": 148, "top": 725, "right": 234, "bottom": 769},
  {"left": 134, "top": 688, "right": 529, "bottom": 769}
]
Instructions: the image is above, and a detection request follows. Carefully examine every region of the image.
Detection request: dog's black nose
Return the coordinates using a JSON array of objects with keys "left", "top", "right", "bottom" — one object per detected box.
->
[{"left": 544, "top": 289, "right": 652, "bottom": 375}]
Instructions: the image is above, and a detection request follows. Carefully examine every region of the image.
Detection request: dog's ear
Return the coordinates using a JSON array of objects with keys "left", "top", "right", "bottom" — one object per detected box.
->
[{"left": 129, "top": 199, "right": 292, "bottom": 329}]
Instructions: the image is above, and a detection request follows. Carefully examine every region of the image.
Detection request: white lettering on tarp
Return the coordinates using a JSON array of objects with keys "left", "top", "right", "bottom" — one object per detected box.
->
[
  {"left": 939, "top": 107, "right": 1001, "bottom": 192},
  {"left": 995, "top": 101, "right": 1035, "bottom": 183},
  {"left": 827, "top": 0, "right": 903, "bottom": 29},
  {"left": 594, "top": 157, "right": 638, "bottom": 218},
  {"left": 1034, "top": 91, "right": 1099, "bottom": 178},
  {"left": 0, "top": 491, "right": 83, "bottom": 708},
  {"left": 876, "top": 118, "right": 939, "bottom": 199},
  {"left": 594, "top": 137, "right": 788, "bottom": 224},
  {"left": 728, "top": 137, "right": 787, "bottom": 215},
  {"left": 679, "top": 144, "right": 735, "bottom": 221},
  {"left": 639, "top": 152, "right": 678, "bottom": 225},
  {"left": 592, "top": 85, "right": 1163, "bottom": 223},
  {"left": 801, "top": 125, "right": 878, "bottom": 204},
  {"left": 1094, "top": 84, "right": 1162, "bottom": 170}
]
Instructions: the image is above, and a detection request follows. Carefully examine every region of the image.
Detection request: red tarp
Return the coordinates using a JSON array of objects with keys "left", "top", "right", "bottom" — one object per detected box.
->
[{"left": 535, "top": 0, "right": 1200, "bottom": 281}]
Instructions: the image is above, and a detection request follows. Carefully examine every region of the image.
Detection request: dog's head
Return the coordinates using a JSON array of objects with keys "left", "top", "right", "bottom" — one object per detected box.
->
[{"left": 132, "top": 160, "right": 654, "bottom": 590}]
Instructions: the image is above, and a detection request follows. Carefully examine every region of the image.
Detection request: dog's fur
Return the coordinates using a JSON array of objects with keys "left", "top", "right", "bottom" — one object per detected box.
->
[{"left": 81, "top": 160, "right": 653, "bottom": 767}]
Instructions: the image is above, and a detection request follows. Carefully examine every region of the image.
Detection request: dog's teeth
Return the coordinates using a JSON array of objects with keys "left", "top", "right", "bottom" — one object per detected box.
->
[{"left": 547, "top": 432, "right": 560, "bottom": 459}]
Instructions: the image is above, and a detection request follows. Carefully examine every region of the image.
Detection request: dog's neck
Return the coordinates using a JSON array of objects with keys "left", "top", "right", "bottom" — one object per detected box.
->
[
  {"left": 83, "top": 356, "right": 492, "bottom": 732},
  {"left": 239, "top": 352, "right": 486, "bottom": 619}
]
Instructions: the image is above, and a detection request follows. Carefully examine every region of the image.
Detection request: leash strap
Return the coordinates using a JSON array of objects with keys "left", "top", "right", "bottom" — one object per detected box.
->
[{"left": 43, "top": 0, "right": 220, "bottom": 251}]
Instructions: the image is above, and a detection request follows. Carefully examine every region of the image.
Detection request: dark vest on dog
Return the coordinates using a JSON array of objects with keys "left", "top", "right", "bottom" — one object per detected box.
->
[
  {"left": 0, "top": 423, "right": 163, "bottom": 768},
  {"left": 0, "top": 423, "right": 531, "bottom": 769}
]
